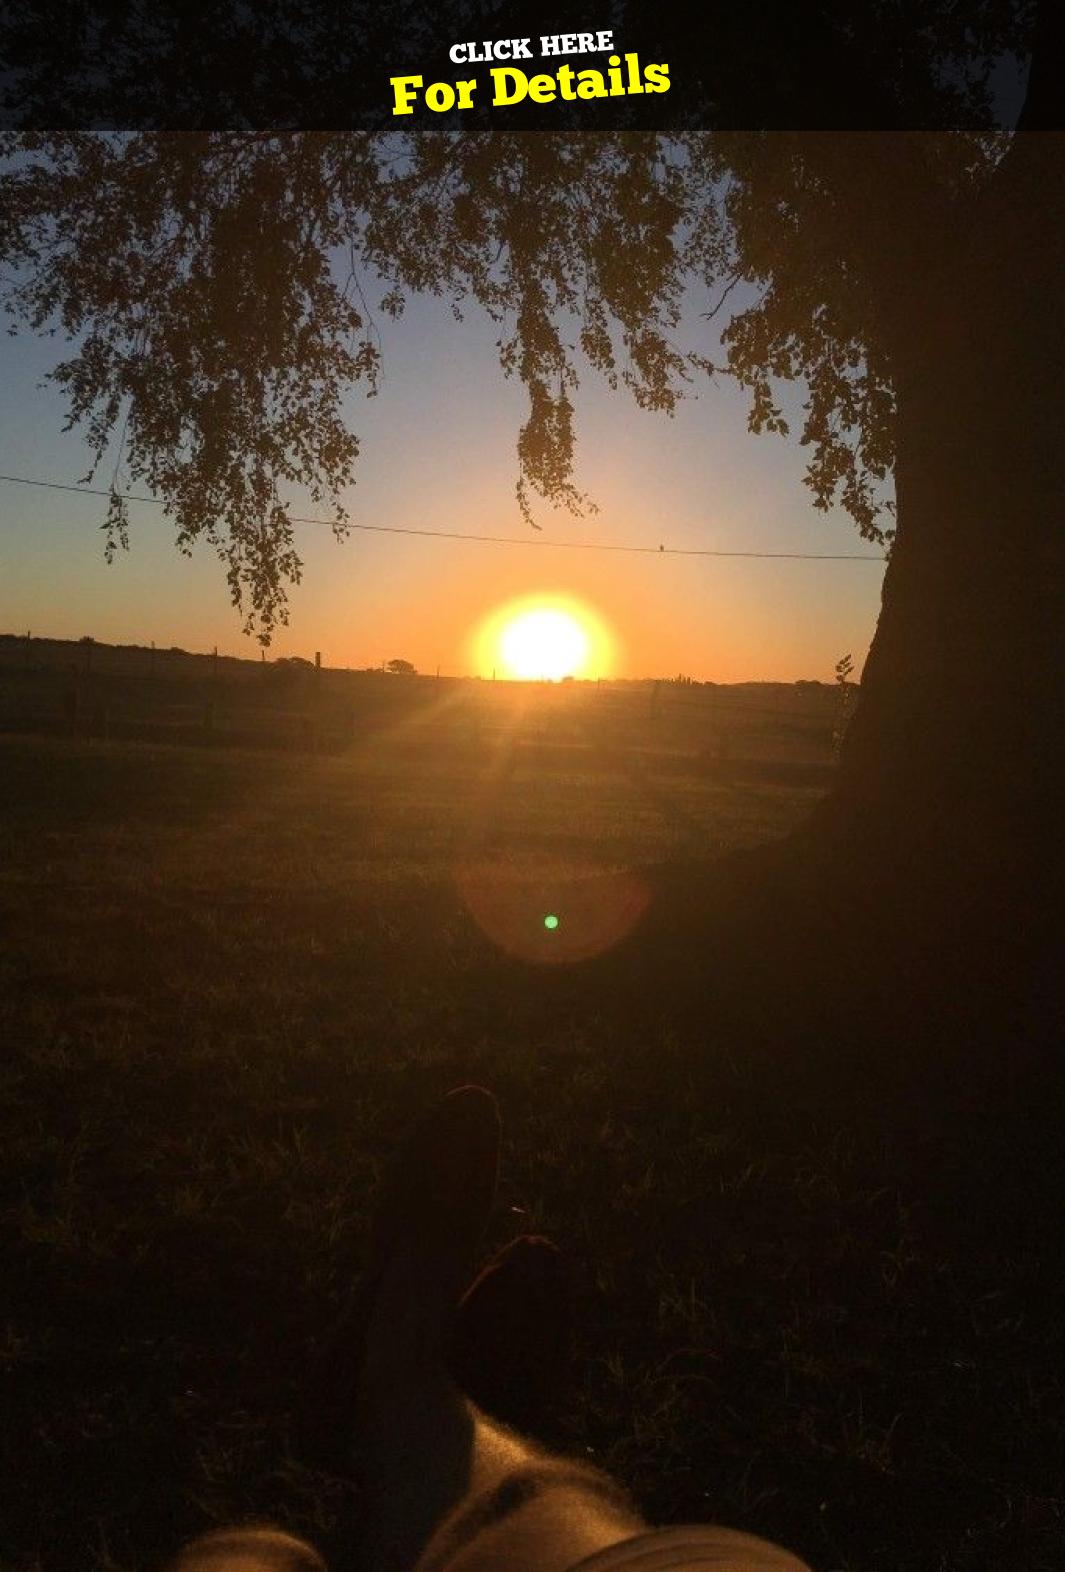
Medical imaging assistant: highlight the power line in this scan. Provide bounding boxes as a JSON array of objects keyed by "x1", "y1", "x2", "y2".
[{"x1": 0, "y1": 471, "x2": 887, "y2": 562}]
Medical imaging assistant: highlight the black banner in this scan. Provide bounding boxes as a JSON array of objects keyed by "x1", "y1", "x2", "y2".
[{"x1": 0, "y1": 0, "x2": 1046, "y2": 131}]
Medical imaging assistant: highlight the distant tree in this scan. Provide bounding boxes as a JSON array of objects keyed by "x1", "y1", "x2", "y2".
[{"x1": 386, "y1": 658, "x2": 416, "y2": 675}]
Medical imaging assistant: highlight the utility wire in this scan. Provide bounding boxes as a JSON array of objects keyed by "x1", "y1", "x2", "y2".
[{"x1": 0, "y1": 472, "x2": 887, "y2": 562}]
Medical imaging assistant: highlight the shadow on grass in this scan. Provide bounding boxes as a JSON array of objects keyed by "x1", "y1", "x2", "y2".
[{"x1": 0, "y1": 737, "x2": 1061, "y2": 1572}]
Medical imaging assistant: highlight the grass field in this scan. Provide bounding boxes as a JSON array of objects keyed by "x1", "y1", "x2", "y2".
[{"x1": 1, "y1": 654, "x2": 1061, "y2": 1571}]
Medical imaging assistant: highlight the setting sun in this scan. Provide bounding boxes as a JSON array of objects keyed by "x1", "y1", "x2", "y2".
[
  {"x1": 501, "y1": 607, "x2": 588, "y2": 680},
  {"x1": 473, "y1": 594, "x2": 613, "y2": 681}
]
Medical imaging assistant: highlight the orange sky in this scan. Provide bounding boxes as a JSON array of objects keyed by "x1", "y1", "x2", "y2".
[{"x1": 1, "y1": 284, "x2": 886, "y2": 682}]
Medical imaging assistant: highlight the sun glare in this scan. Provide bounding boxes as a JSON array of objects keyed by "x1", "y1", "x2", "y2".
[
  {"x1": 501, "y1": 607, "x2": 587, "y2": 680},
  {"x1": 474, "y1": 595, "x2": 612, "y2": 681}
]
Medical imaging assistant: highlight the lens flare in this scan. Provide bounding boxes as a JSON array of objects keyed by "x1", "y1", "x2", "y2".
[{"x1": 456, "y1": 857, "x2": 648, "y2": 965}]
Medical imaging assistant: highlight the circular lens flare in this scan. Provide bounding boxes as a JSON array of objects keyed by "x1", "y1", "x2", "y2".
[{"x1": 456, "y1": 857, "x2": 648, "y2": 966}]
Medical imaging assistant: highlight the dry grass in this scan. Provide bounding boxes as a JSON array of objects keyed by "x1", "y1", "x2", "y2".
[{"x1": 0, "y1": 715, "x2": 1061, "y2": 1571}]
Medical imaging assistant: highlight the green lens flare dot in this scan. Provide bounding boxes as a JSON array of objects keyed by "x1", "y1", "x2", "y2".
[{"x1": 544, "y1": 914, "x2": 560, "y2": 930}]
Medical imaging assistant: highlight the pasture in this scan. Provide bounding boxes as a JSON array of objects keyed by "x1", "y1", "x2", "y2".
[{"x1": 0, "y1": 643, "x2": 1060, "y2": 1571}]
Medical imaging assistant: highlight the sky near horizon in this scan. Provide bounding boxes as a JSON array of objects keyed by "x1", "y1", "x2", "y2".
[{"x1": 0, "y1": 268, "x2": 887, "y2": 683}]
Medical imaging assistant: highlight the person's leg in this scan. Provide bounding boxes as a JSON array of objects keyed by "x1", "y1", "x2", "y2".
[
  {"x1": 166, "y1": 1525, "x2": 327, "y2": 1571},
  {"x1": 342, "y1": 1089, "x2": 646, "y2": 1572},
  {"x1": 170, "y1": 1088, "x2": 641, "y2": 1572},
  {"x1": 167, "y1": 1088, "x2": 810, "y2": 1572},
  {"x1": 451, "y1": 1234, "x2": 575, "y2": 1438}
]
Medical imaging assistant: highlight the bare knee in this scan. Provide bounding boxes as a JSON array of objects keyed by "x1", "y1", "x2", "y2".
[
  {"x1": 415, "y1": 1450, "x2": 645, "y2": 1572},
  {"x1": 165, "y1": 1525, "x2": 327, "y2": 1572}
]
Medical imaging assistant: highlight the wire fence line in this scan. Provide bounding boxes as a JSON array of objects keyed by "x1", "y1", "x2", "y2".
[
  {"x1": 0, "y1": 471, "x2": 887, "y2": 563},
  {"x1": 0, "y1": 640, "x2": 844, "y2": 783},
  {"x1": 2, "y1": 631, "x2": 851, "y2": 738}
]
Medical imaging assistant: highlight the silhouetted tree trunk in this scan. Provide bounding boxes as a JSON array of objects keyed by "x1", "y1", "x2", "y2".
[{"x1": 830, "y1": 127, "x2": 1063, "y2": 894}]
